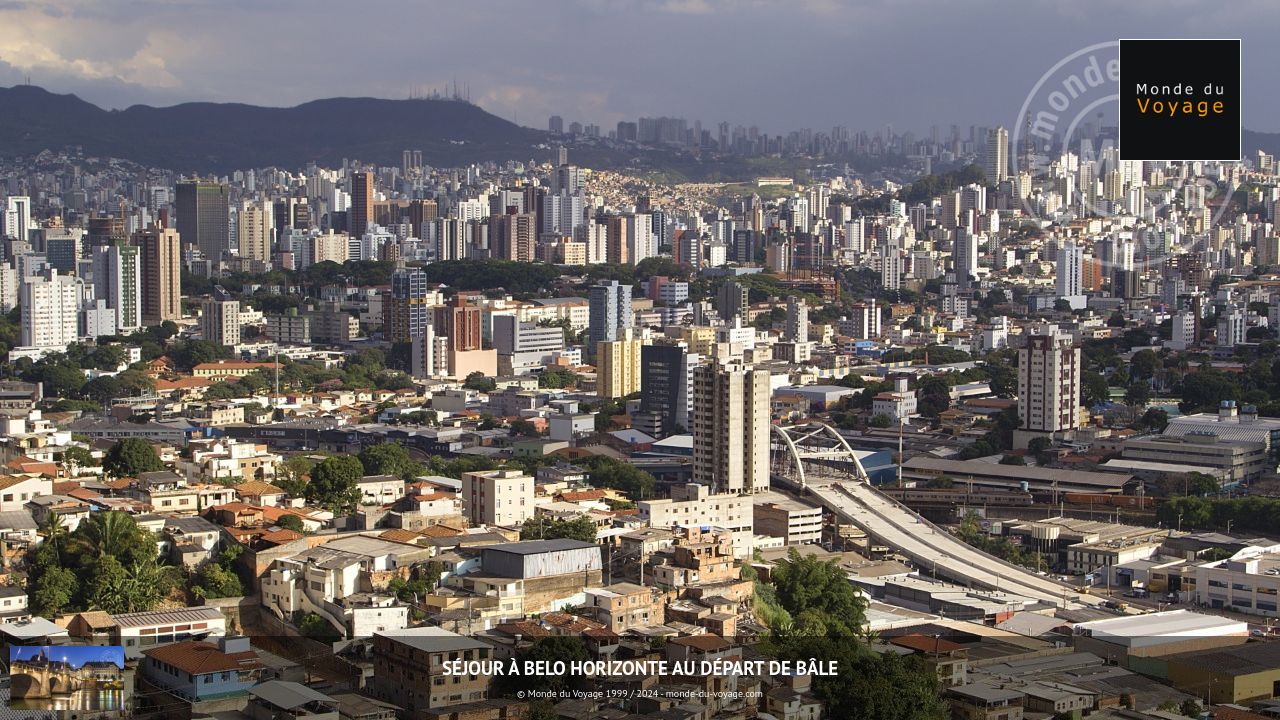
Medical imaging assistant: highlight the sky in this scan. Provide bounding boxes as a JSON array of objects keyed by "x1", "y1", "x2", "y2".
[
  {"x1": 0, "y1": 0, "x2": 1277, "y2": 135},
  {"x1": 11, "y1": 645, "x2": 125, "y2": 668}
]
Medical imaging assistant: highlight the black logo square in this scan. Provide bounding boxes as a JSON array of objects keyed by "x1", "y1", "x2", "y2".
[{"x1": 1119, "y1": 39, "x2": 1241, "y2": 161}]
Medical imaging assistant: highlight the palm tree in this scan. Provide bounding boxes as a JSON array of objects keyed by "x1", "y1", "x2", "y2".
[
  {"x1": 40, "y1": 513, "x2": 69, "y2": 563},
  {"x1": 72, "y1": 511, "x2": 144, "y2": 561},
  {"x1": 121, "y1": 557, "x2": 182, "y2": 612}
]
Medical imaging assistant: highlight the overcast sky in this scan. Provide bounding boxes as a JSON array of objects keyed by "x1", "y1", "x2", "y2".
[{"x1": 1, "y1": 0, "x2": 1276, "y2": 134}]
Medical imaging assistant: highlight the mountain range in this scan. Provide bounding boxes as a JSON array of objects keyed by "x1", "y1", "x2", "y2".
[
  {"x1": 1, "y1": 85, "x2": 1277, "y2": 176},
  {"x1": 0, "y1": 85, "x2": 553, "y2": 172}
]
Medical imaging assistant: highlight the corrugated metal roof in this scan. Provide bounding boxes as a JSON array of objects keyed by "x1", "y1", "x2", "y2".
[{"x1": 111, "y1": 606, "x2": 225, "y2": 629}]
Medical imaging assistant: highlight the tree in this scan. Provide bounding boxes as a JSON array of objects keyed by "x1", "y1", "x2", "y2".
[
  {"x1": 62, "y1": 446, "x2": 96, "y2": 475},
  {"x1": 1139, "y1": 407, "x2": 1169, "y2": 432},
  {"x1": 538, "y1": 366, "x2": 579, "y2": 389},
  {"x1": 869, "y1": 414, "x2": 892, "y2": 428},
  {"x1": 520, "y1": 515, "x2": 598, "y2": 543},
  {"x1": 307, "y1": 455, "x2": 364, "y2": 513},
  {"x1": 359, "y1": 443, "x2": 414, "y2": 478},
  {"x1": 999, "y1": 454, "x2": 1026, "y2": 466},
  {"x1": 1027, "y1": 436, "x2": 1054, "y2": 465},
  {"x1": 102, "y1": 438, "x2": 165, "y2": 478},
  {"x1": 277, "y1": 514, "x2": 306, "y2": 533},
  {"x1": 297, "y1": 612, "x2": 340, "y2": 643},
  {"x1": 463, "y1": 371, "x2": 497, "y2": 392},
  {"x1": 193, "y1": 559, "x2": 245, "y2": 599},
  {"x1": 72, "y1": 511, "x2": 156, "y2": 565},
  {"x1": 30, "y1": 564, "x2": 77, "y2": 617},
  {"x1": 80, "y1": 375, "x2": 122, "y2": 404},
  {"x1": 915, "y1": 374, "x2": 952, "y2": 418},
  {"x1": 1124, "y1": 382, "x2": 1151, "y2": 407},
  {"x1": 1081, "y1": 371, "x2": 1110, "y2": 408},
  {"x1": 275, "y1": 456, "x2": 316, "y2": 497},
  {"x1": 772, "y1": 548, "x2": 868, "y2": 637},
  {"x1": 1053, "y1": 298, "x2": 1073, "y2": 312},
  {"x1": 510, "y1": 419, "x2": 541, "y2": 437}
]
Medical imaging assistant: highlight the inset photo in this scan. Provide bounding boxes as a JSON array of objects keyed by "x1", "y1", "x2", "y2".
[{"x1": 7, "y1": 645, "x2": 127, "y2": 717}]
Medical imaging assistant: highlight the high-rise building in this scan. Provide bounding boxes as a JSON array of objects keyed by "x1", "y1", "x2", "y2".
[
  {"x1": 605, "y1": 216, "x2": 629, "y2": 266},
  {"x1": 43, "y1": 230, "x2": 83, "y2": 274},
  {"x1": 984, "y1": 126, "x2": 1009, "y2": 184},
  {"x1": 1017, "y1": 327, "x2": 1081, "y2": 441},
  {"x1": 92, "y1": 244, "x2": 142, "y2": 332},
  {"x1": 4, "y1": 196, "x2": 32, "y2": 242},
  {"x1": 200, "y1": 286, "x2": 241, "y2": 347},
  {"x1": 1171, "y1": 310, "x2": 1198, "y2": 351},
  {"x1": 627, "y1": 213, "x2": 655, "y2": 265},
  {"x1": 588, "y1": 281, "x2": 632, "y2": 347},
  {"x1": 635, "y1": 343, "x2": 700, "y2": 438},
  {"x1": 434, "y1": 296, "x2": 483, "y2": 352},
  {"x1": 954, "y1": 227, "x2": 978, "y2": 287},
  {"x1": 490, "y1": 211, "x2": 537, "y2": 262},
  {"x1": 175, "y1": 181, "x2": 230, "y2": 262},
  {"x1": 783, "y1": 296, "x2": 809, "y2": 342},
  {"x1": 19, "y1": 270, "x2": 80, "y2": 348},
  {"x1": 462, "y1": 469, "x2": 533, "y2": 527},
  {"x1": 841, "y1": 300, "x2": 880, "y2": 340},
  {"x1": 693, "y1": 361, "x2": 770, "y2": 494},
  {"x1": 597, "y1": 328, "x2": 643, "y2": 399},
  {"x1": 350, "y1": 172, "x2": 374, "y2": 238},
  {"x1": 548, "y1": 115, "x2": 564, "y2": 134},
  {"x1": 1056, "y1": 241, "x2": 1085, "y2": 300},
  {"x1": 1218, "y1": 308, "x2": 1247, "y2": 348},
  {"x1": 237, "y1": 200, "x2": 273, "y2": 264},
  {"x1": 386, "y1": 268, "x2": 433, "y2": 343},
  {"x1": 715, "y1": 281, "x2": 748, "y2": 323},
  {"x1": 134, "y1": 225, "x2": 182, "y2": 326}
]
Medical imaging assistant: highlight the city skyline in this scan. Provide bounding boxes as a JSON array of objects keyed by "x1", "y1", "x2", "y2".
[{"x1": 1, "y1": 1, "x2": 1278, "y2": 134}]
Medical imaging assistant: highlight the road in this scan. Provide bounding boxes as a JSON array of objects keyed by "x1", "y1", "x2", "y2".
[{"x1": 808, "y1": 480, "x2": 1105, "y2": 609}]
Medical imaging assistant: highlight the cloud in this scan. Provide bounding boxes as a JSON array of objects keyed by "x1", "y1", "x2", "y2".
[{"x1": 0, "y1": 0, "x2": 1277, "y2": 133}]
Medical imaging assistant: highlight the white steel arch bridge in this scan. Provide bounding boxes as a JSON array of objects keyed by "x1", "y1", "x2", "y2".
[{"x1": 769, "y1": 422, "x2": 1099, "y2": 609}]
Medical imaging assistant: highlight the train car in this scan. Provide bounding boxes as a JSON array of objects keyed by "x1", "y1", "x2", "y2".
[
  {"x1": 880, "y1": 487, "x2": 1035, "y2": 507},
  {"x1": 1062, "y1": 492, "x2": 1160, "y2": 509}
]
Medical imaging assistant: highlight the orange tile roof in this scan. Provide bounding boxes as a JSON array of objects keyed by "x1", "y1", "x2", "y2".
[
  {"x1": 260, "y1": 529, "x2": 304, "y2": 544},
  {"x1": 493, "y1": 621, "x2": 550, "y2": 638},
  {"x1": 557, "y1": 490, "x2": 606, "y2": 502},
  {"x1": 889, "y1": 634, "x2": 965, "y2": 654},
  {"x1": 67, "y1": 487, "x2": 103, "y2": 501},
  {"x1": 142, "y1": 640, "x2": 263, "y2": 674},
  {"x1": 236, "y1": 481, "x2": 285, "y2": 496},
  {"x1": 378, "y1": 529, "x2": 423, "y2": 544},
  {"x1": 155, "y1": 377, "x2": 215, "y2": 390},
  {"x1": 418, "y1": 524, "x2": 464, "y2": 538}
]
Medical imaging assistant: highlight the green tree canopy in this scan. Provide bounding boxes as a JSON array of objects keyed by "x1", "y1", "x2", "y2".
[
  {"x1": 102, "y1": 438, "x2": 165, "y2": 478},
  {"x1": 520, "y1": 515, "x2": 598, "y2": 543},
  {"x1": 307, "y1": 455, "x2": 364, "y2": 513},
  {"x1": 771, "y1": 548, "x2": 868, "y2": 637}
]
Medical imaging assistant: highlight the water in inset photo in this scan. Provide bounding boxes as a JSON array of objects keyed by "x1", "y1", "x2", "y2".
[{"x1": 8, "y1": 646, "x2": 126, "y2": 714}]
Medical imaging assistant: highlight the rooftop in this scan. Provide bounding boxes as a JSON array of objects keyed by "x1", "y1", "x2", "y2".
[
  {"x1": 375, "y1": 626, "x2": 490, "y2": 653},
  {"x1": 143, "y1": 639, "x2": 263, "y2": 674}
]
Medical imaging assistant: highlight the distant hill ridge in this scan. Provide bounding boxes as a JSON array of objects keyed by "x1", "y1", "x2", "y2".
[
  {"x1": 2, "y1": 85, "x2": 1276, "y2": 175},
  {"x1": 0, "y1": 85, "x2": 550, "y2": 172}
]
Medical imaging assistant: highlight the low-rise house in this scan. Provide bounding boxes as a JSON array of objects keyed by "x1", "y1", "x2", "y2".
[
  {"x1": 0, "y1": 476, "x2": 53, "y2": 512},
  {"x1": 0, "y1": 585, "x2": 30, "y2": 621},
  {"x1": 109, "y1": 606, "x2": 228, "y2": 651},
  {"x1": 236, "y1": 480, "x2": 287, "y2": 507},
  {"x1": 357, "y1": 475, "x2": 406, "y2": 506},
  {"x1": 141, "y1": 636, "x2": 265, "y2": 702},
  {"x1": 247, "y1": 681, "x2": 340, "y2": 720}
]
